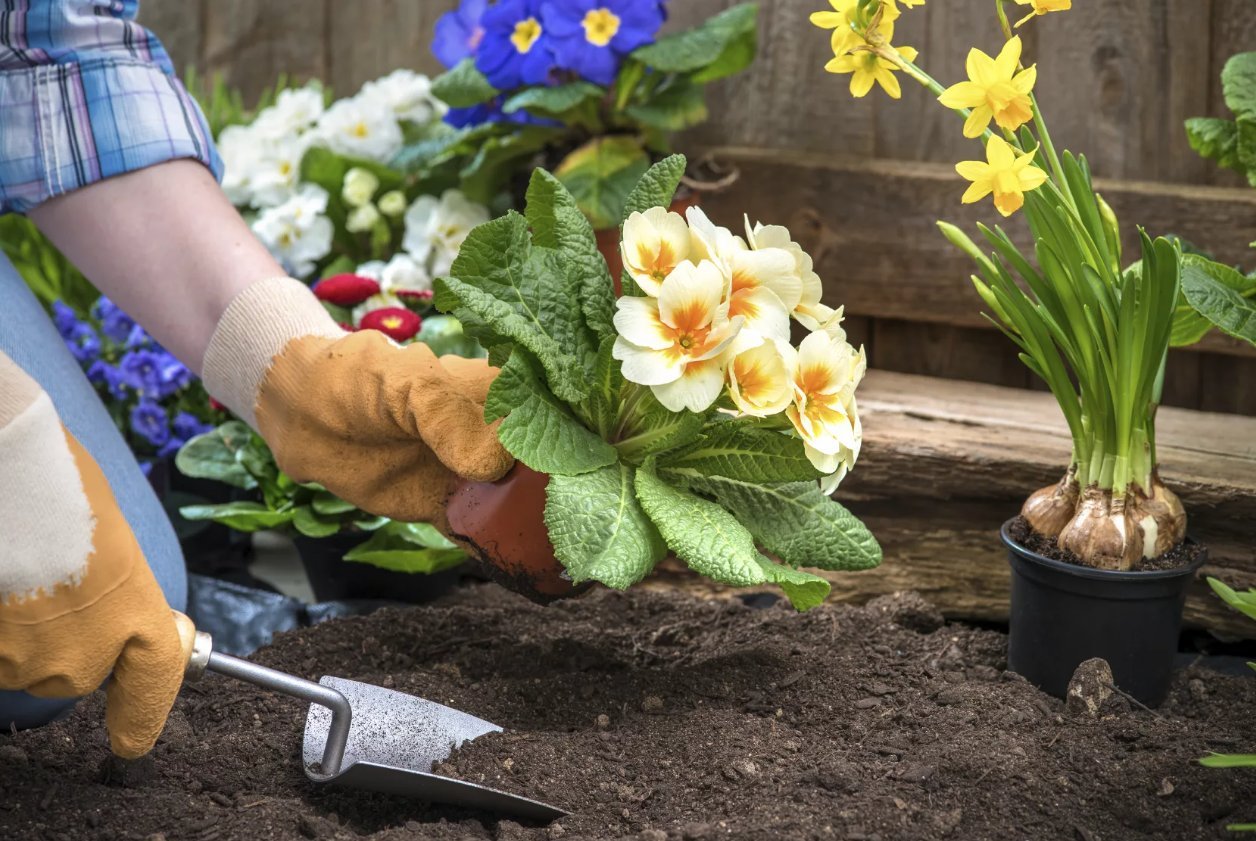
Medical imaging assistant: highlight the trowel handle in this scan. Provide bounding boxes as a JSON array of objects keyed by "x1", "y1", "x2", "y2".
[{"x1": 178, "y1": 613, "x2": 353, "y2": 776}]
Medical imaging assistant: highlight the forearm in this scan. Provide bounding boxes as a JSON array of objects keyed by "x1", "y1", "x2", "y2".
[{"x1": 28, "y1": 160, "x2": 285, "y2": 375}]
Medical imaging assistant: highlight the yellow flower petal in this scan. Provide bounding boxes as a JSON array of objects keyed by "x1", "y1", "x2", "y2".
[
  {"x1": 938, "y1": 80, "x2": 986, "y2": 109},
  {"x1": 961, "y1": 181, "x2": 994, "y2": 204},
  {"x1": 985, "y1": 136, "x2": 1016, "y2": 169},
  {"x1": 955, "y1": 160, "x2": 992, "y2": 181},
  {"x1": 897, "y1": 45, "x2": 919, "y2": 63},
  {"x1": 962, "y1": 105, "x2": 992, "y2": 138},
  {"x1": 875, "y1": 65, "x2": 903, "y2": 99},
  {"x1": 850, "y1": 68, "x2": 877, "y2": 97},
  {"x1": 993, "y1": 190, "x2": 1025, "y2": 217},
  {"x1": 1018, "y1": 164, "x2": 1048, "y2": 191},
  {"x1": 966, "y1": 47, "x2": 997, "y2": 87},
  {"x1": 810, "y1": 10, "x2": 844, "y2": 27},
  {"x1": 1012, "y1": 64, "x2": 1038, "y2": 94},
  {"x1": 995, "y1": 36, "x2": 1023, "y2": 79}
]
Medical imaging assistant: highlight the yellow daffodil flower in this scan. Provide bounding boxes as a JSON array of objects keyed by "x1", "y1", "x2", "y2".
[
  {"x1": 621, "y1": 207, "x2": 691, "y2": 296},
  {"x1": 956, "y1": 136, "x2": 1048, "y2": 217},
  {"x1": 1012, "y1": 0, "x2": 1071, "y2": 27},
  {"x1": 810, "y1": 0, "x2": 901, "y2": 59},
  {"x1": 786, "y1": 331, "x2": 865, "y2": 488},
  {"x1": 826, "y1": 42, "x2": 918, "y2": 99},
  {"x1": 728, "y1": 338, "x2": 796, "y2": 418},
  {"x1": 885, "y1": 0, "x2": 926, "y2": 12},
  {"x1": 612, "y1": 260, "x2": 747, "y2": 412},
  {"x1": 938, "y1": 36, "x2": 1037, "y2": 138}
]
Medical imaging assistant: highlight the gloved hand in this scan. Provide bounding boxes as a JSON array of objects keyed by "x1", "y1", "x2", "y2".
[
  {"x1": 0, "y1": 356, "x2": 194, "y2": 757},
  {"x1": 201, "y1": 277, "x2": 513, "y2": 530}
]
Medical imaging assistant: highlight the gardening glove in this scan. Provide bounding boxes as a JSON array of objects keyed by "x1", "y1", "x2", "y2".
[
  {"x1": 201, "y1": 277, "x2": 513, "y2": 530},
  {"x1": 0, "y1": 352, "x2": 195, "y2": 758}
]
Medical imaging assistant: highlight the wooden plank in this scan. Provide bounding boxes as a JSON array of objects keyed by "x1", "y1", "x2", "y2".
[
  {"x1": 202, "y1": 0, "x2": 329, "y2": 103},
  {"x1": 652, "y1": 371, "x2": 1256, "y2": 639},
  {"x1": 138, "y1": 0, "x2": 206, "y2": 77},
  {"x1": 871, "y1": 320, "x2": 1030, "y2": 390},
  {"x1": 326, "y1": 0, "x2": 458, "y2": 95},
  {"x1": 698, "y1": 149, "x2": 1256, "y2": 360}
]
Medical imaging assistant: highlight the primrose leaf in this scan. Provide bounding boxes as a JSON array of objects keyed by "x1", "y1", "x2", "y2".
[
  {"x1": 485, "y1": 349, "x2": 546, "y2": 423},
  {"x1": 755, "y1": 556, "x2": 830, "y2": 612},
  {"x1": 504, "y1": 81, "x2": 603, "y2": 116},
  {"x1": 632, "y1": 4, "x2": 759, "y2": 76},
  {"x1": 497, "y1": 393, "x2": 619, "y2": 475},
  {"x1": 292, "y1": 505, "x2": 342, "y2": 538},
  {"x1": 579, "y1": 337, "x2": 626, "y2": 439},
  {"x1": 692, "y1": 476, "x2": 882, "y2": 572},
  {"x1": 555, "y1": 136, "x2": 651, "y2": 229},
  {"x1": 1222, "y1": 52, "x2": 1256, "y2": 120},
  {"x1": 614, "y1": 388, "x2": 705, "y2": 463},
  {"x1": 178, "y1": 501, "x2": 295, "y2": 532},
  {"x1": 544, "y1": 464, "x2": 666, "y2": 589},
  {"x1": 662, "y1": 422, "x2": 822, "y2": 483},
  {"x1": 432, "y1": 58, "x2": 498, "y2": 108},
  {"x1": 458, "y1": 127, "x2": 557, "y2": 205},
  {"x1": 1180, "y1": 254, "x2": 1256, "y2": 347},
  {"x1": 343, "y1": 523, "x2": 465, "y2": 574},
  {"x1": 625, "y1": 82, "x2": 709, "y2": 131},
  {"x1": 1185, "y1": 118, "x2": 1241, "y2": 171},
  {"x1": 525, "y1": 169, "x2": 616, "y2": 337},
  {"x1": 175, "y1": 421, "x2": 257, "y2": 490},
  {"x1": 310, "y1": 492, "x2": 357, "y2": 516},
  {"x1": 623, "y1": 154, "x2": 687, "y2": 220}
]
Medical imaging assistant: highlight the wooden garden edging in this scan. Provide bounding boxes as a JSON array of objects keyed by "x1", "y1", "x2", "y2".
[{"x1": 648, "y1": 370, "x2": 1256, "y2": 640}]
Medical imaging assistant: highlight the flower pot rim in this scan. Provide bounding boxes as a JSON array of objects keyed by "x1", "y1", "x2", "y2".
[{"x1": 1000, "y1": 517, "x2": 1206, "y2": 583}]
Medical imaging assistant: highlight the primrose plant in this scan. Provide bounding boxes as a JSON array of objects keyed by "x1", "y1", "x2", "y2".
[{"x1": 435, "y1": 155, "x2": 881, "y2": 610}]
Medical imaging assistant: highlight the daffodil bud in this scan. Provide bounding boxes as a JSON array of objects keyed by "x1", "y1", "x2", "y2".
[
  {"x1": 341, "y1": 167, "x2": 380, "y2": 208},
  {"x1": 378, "y1": 190, "x2": 408, "y2": 218},
  {"x1": 346, "y1": 202, "x2": 381, "y2": 233},
  {"x1": 1095, "y1": 193, "x2": 1122, "y2": 270}
]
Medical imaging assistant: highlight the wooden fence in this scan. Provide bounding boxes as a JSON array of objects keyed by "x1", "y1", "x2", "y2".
[{"x1": 140, "y1": 0, "x2": 1256, "y2": 414}]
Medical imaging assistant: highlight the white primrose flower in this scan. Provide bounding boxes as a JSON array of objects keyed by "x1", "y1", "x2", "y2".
[
  {"x1": 377, "y1": 189, "x2": 408, "y2": 217},
  {"x1": 612, "y1": 260, "x2": 747, "y2": 413},
  {"x1": 251, "y1": 185, "x2": 334, "y2": 278},
  {"x1": 353, "y1": 260, "x2": 387, "y2": 281},
  {"x1": 379, "y1": 253, "x2": 432, "y2": 297},
  {"x1": 314, "y1": 95, "x2": 403, "y2": 163},
  {"x1": 346, "y1": 203, "x2": 381, "y2": 233},
  {"x1": 746, "y1": 218, "x2": 844, "y2": 335},
  {"x1": 358, "y1": 68, "x2": 446, "y2": 125},
  {"x1": 403, "y1": 189, "x2": 490, "y2": 277},
  {"x1": 217, "y1": 124, "x2": 264, "y2": 206},
  {"x1": 248, "y1": 133, "x2": 312, "y2": 208},
  {"x1": 727, "y1": 337, "x2": 796, "y2": 418},
  {"x1": 620, "y1": 207, "x2": 691, "y2": 296},
  {"x1": 786, "y1": 331, "x2": 866, "y2": 490},
  {"x1": 252, "y1": 84, "x2": 325, "y2": 140},
  {"x1": 341, "y1": 167, "x2": 380, "y2": 208}
]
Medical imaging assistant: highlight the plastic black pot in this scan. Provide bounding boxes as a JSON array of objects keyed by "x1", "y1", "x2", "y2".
[
  {"x1": 294, "y1": 532, "x2": 463, "y2": 604},
  {"x1": 1003, "y1": 518, "x2": 1205, "y2": 707}
]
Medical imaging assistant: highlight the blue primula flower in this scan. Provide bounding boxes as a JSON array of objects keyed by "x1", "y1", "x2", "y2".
[
  {"x1": 119, "y1": 349, "x2": 165, "y2": 398},
  {"x1": 130, "y1": 400, "x2": 171, "y2": 447},
  {"x1": 86, "y1": 360, "x2": 130, "y2": 401},
  {"x1": 173, "y1": 411, "x2": 213, "y2": 441},
  {"x1": 433, "y1": 0, "x2": 489, "y2": 68},
  {"x1": 91, "y1": 296, "x2": 138, "y2": 344},
  {"x1": 477, "y1": 0, "x2": 554, "y2": 90},
  {"x1": 155, "y1": 351, "x2": 193, "y2": 398},
  {"x1": 52, "y1": 301, "x2": 80, "y2": 339},
  {"x1": 445, "y1": 97, "x2": 557, "y2": 128},
  {"x1": 543, "y1": 0, "x2": 665, "y2": 85},
  {"x1": 123, "y1": 322, "x2": 150, "y2": 349},
  {"x1": 65, "y1": 322, "x2": 101, "y2": 365},
  {"x1": 157, "y1": 436, "x2": 186, "y2": 459}
]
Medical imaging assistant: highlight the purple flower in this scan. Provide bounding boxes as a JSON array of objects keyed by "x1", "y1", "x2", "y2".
[
  {"x1": 65, "y1": 322, "x2": 101, "y2": 365},
  {"x1": 172, "y1": 411, "x2": 213, "y2": 441},
  {"x1": 476, "y1": 0, "x2": 555, "y2": 90},
  {"x1": 542, "y1": 0, "x2": 665, "y2": 85},
  {"x1": 444, "y1": 97, "x2": 556, "y2": 128},
  {"x1": 138, "y1": 459, "x2": 154, "y2": 477},
  {"x1": 86, "y1": 360, "x2": 130, "y2": 401},
  {"x1": 157, "y1": 436, "x2": 186, "y2": 458},
  {"x1": 155, "y1": 351, "x2": 193, "y2": 398},
  {"x1": 433, "y1": 0, "x2": 489, "y2": 68},
  {"x1": 129, "y1": 400, "x2": 170, "y2": 447},
  {"x1": 123, "y1": 323, "x2": 150, "y2": 349},
  {"x1": 91, "y1": 296, "x2": 138, "y2": 344},
  {"x1": 119, "y1": 349, "x2": 165, "y2": 398},
  {"x1": 52, "y1": 301, "x2": 80, "y2": 339}
]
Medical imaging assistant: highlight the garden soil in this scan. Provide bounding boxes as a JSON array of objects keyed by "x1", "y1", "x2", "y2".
[{"x1": 3, "y1": 586, "x2": 1254, "y2": 840}]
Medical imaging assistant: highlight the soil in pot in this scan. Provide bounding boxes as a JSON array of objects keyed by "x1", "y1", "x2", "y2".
[{"x1": 3, "y1": 587, "x2": 1255, "y2": 840}]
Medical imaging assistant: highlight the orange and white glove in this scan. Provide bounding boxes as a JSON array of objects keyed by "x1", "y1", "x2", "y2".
[
  {"x1": 0, "y1": 352, "x2": 194, "y2": 758},
  {"x1": 201, "y1": 277, "x2": 513, "y2": 528}
]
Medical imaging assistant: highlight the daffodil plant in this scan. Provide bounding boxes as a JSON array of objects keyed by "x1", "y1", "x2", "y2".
[
  {"x1": 434, "y1": 155, "x2": 881, "y2": 608},
  {"x1": 813, "y1": 0, "x2": 1194, "y2": 571}
]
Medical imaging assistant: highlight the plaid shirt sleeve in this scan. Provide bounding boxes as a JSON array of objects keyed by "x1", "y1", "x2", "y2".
[{"x1": 0, "y1": 0, "x2": 222, "y2": 215}]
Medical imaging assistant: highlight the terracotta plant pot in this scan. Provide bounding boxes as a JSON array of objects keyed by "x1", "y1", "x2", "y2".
[
  {"x1": 597, "y1": 194, "x2": 699, "y2": 295},
  {"x1": 446, "y1": 463, "x2": 586, "y2": 604}
]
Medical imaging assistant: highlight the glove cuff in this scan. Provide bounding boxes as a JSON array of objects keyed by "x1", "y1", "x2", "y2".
[{"x1": 201, "y1": 277, "x2": 344, "y2": 428}]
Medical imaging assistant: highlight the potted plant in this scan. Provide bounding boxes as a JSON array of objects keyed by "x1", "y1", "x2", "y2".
[
  {"x1": 434, "y1": 154, "x2": 881, "y2": 608},
  {"x1": 808, "y1": 0, "x2": 1239, "y2": 703},
  {"x1": 409, "y1": 1, "x2": 759, "y2": 280}
]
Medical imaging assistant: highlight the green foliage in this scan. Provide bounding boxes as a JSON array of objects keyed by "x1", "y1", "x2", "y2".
[
  {"x1": 622, "y1": 154, "x2": 687, "y2": 220},
  {"x1": 554, "y1": 136, "x2": 652, "y2": 229},
  {"x1": 1201, "y1": 577, "x2": 1256, "y2": 830},
  {"x1": 1186, "y1": 52, "x2": 1256, "y2": 186},
  {"x1": 431, "y1": 59, "x2": 498, "y2": 108},
  {"x1": 1180, "y1": 255, "x2": 1256, "y2": 347},
  {"x1": 439, "y1": 161, "x2": 878, "y2": 608},
  {"x1": 343, "y1": 522, "x2": 465, "y2": 574},
  {"x1": 632, "y1": 4, "x2": 759, "y2": 80}
]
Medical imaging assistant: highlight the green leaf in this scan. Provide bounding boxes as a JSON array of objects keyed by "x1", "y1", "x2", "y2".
[
  {"x1": 1222, "y1": 52, "x2": 1256, "y2": 119},
  {"x1": 292, "y1": 505, "x2": 343, "y2": 538},
  {"x1": 622, "y1": 154, "x2": 687, "y2": 221},
  {"x1": 1208, "y1": 577, "x2": 1256, "y2": 623},
  {"x1": 614, "y1": 388, "x2": 705, "y2": 463},
  {"x1": 1185, "y1": 117, "x2": 1240, "y2": 171},
  {"x1": 485, "y1": 349, "x2": 546, "y2": 423},
  {"x1": 754, "y1": 556, "x2": 831, "y2": 612},
  {"x1": 626, "y1": 82, "x2": 709, "y2": 131},
  {"x1": 416, "y1": 314, "x2": 484, "y2": 359},
  {"x1": 579, "y1": 337, "x2": 626, "y2": 439},
  {"x1": 431, "y1": 58, "x2": 498, "y2": 108},
  {"x1": 1200, "y1": 753, "x2": 1256, "y2": 769},
  {"x1": 692, "y1": 477, "x2": 882, "y2": 571},
  {"x1": 388, "y1": 521, "x2": 458, "y2": 549},
  {"x1": 343, "y1": 525, "x2": 465, "y2": 574},
  {"x1": 458, "y1": 127, "x2": 557, "y2": 204},
  {"x1": 504, "y1": 82, "x2": 603, "y2": 117},
  {"x1": 1181, "y1": 255, "x2": 1256, "y2": 347},
  {"x1": 544, "y1": 464, "x2": 666, "y2": 589},
  {"x1": 497, "y1": 393, "x2": 619, "y2": 475},
  {"x1": 310, "y1": 492, "x2": 357, "y2": 517},
  {"x1": 633, "y1": 4, "x2": 759, "y2": 75},
  {"x1": 178, "y1": 501, "x2": 295, "y2": 532},
  {"x1": 175, "y1": 422, "x2": 257, "y2": 489},
  {"x1": 662, "y1": 421, "x2": 822, "y2": 483},
  {"x1": 555, "y1": 136, "x2": 652, "y2": 229},
  {"x1": 299, "y1": 146, "x2": 348, "y2": 196}
]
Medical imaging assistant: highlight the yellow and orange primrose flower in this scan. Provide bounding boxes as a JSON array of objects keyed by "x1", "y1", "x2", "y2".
[
  {"x1": 786, "y1": 331, "x2": 866, "y2": 490},
  {"x1": 825, "y1": 39, "x2": 918, "y2": 100},
  {"x1": 938, "y1": 36, "x2": 1037, "y2": 138},
  {"x1": 956, "y1": 136, "x2": 1048, "y2": 217},
  {"x1": 744, "y1": 219, "x2": 845, "y2": 336},
  {"x1": 621, "y1": 207, "x2": 691, "y2": 296},
  {"x1": 1012, "y1": 0, "x2": 1071, "y2": 28},
  {"x1": 612, "y1": 260, "x2": 748, "y2": 413},
  {"x1": 727, "y1": 338, "x2": 796, "y2": 418}
]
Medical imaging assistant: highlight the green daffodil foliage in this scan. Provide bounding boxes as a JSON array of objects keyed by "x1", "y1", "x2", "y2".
[{"x1": 434, "y1": 156, "x2": 881, "y2": 610}]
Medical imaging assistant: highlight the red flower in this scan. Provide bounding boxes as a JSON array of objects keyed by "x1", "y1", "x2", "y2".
[
  {"x1": 395, "y1": 289, "x2": 435, "y2": 302},
  {"x1": 359, "y1": 307, "x2": 422, "y2": 342},
  {"x1": 312, "y1": 274, "x2": 381, "y2": 307},
  {"x1": 209, "y1": 398, "x2": 228, "y2": 413}
]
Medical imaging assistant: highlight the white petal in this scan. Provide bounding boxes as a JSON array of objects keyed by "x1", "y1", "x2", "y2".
[
  {"x1": 731, "y1": 248, "x2": 803, "y2": 311},
  {"x1": 731, "y1": 286, "x2": 792, "y2": 343},
  {"x1": 658, "y1": 261, "x2": 724, "y2": 330},
  {"x1": 652, "y1": 359, "x2": 727, "y2": 412},
  {"x1": 613, "y1": 296, "x2": 672, "y2": 350},
  {"x1": 613, "y1": 338, "x2": 684, "y2": 385}
]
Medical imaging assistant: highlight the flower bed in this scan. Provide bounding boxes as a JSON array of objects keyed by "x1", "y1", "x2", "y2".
[{"x1": 3, "y1": 588, "x2": 1255, "y2": 840}]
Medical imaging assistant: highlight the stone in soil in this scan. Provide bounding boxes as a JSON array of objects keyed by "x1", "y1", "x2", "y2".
[{"x1": 1, "y1": 585, "x2": 1254, "y2": 840}]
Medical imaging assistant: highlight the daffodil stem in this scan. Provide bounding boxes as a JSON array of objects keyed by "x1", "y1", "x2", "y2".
[{"x1": 1029, "y1": 92, "x2": 1068, "y2": 197}]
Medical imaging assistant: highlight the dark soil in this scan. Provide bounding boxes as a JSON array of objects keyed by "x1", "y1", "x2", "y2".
[
  {"x1": 3, "y1": 586, "x2": 1255, "y2": 841},
  {"x1": 1008, "y1": 515, "x2": 1206, "y2": 572}
]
